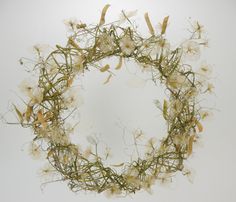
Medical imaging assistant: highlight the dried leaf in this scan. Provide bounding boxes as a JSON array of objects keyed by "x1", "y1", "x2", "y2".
[
  {"x1": 13, "y1": 104, "x2": 23, "y2": 123},
  {"x1": 103, "y1": 74, "x2": 112, "y2": 84},
  {"x1": 99, "y1": 4, "x2": 110, "y2": 26},
  {"x1": 187, "y1": 135, "x2": 195, "y2": 156},
  {"x1": 47, "y1": 149, "x2": 54, "y2": 158},
  {"x1": 161, "y1": 16, "x2": 169, "y2": 35},
  {"x1": 100, "y1": 64, "x2": 110, "y2": 72},
  {"x1": 67, "y1": 77, "x2": 74, "y2": 87},
  {"x1": 144, "y1": 12, "x2": 155, "y2": 35},
  {"x1": 196, "y1": 121, "x2": 203, "y2": 133},
  {"x1": 115, "y1": 57, "x2": 123, "y2": 70},
  {"x1": 111, "y1": 163, "x2": 124, "y2": 167},
  {"x1": 25, "y1": 105, "x2": 33, "y2": 122},
  {"x1": 163, "y1": 99, "x2": 168, "y2": 120},
  {"x1": 36, "y1": 109, "x2": 47, "y2": 128}
]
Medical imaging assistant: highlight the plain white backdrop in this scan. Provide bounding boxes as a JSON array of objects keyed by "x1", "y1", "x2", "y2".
[{"x1": 0, "y1": 0, "x2": 236, "y2": 202}]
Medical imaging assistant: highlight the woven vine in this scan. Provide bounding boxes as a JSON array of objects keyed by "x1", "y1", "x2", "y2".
[{"x1": 13, "y1": 5, "x2": 213, "y2": 196}]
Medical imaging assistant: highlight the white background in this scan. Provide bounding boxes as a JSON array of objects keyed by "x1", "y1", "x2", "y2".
[{"x1": 0, "y1": 0, "x2": 236, "y2": 202}]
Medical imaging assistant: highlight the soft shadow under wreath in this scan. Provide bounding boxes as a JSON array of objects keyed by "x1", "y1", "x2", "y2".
[{"x1": 12, "y1": 4, "x2": 213, "y2": 196}]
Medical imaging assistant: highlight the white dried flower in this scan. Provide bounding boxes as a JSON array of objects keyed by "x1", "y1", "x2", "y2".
[
  {"x1": 183, "y1": 166, "x2": 196, "y2": 183},
  {"x1": 38, "y1": 163, "x2": 56, "y2": 182},
  {"x1": 98, "y1": 33, "x2": 115, "y2": 53},
  {"x1": 32, "y1": 44, "x2": 50, "y2": 57},
  {"x1": 19, "y1": 79, "x2": 43, "y2": 104},
  {"x1": 48, "y1": 127, "x2": 70, "y2": 145},
  {"x1": 47, "y1": 59, "x2": 59, "y2": 76},
  {"x1": 105, "y1": 184, "x2": 122, "y2": 197},
  {"x1": 62, "y1": 88, "x2": 84, "y2": 108},
  {"x1": 31, "y1": 87, "x2": 44, "y2": 104},
  {"x1": 19, "y1": 79, "x2": 35, "y2": 97},
  {"x1": 118, "y1": 10, "x2": 137, "y2": 24},
  {"x1": 119, "y1": 35, "x2": 135, "y2": 55},
  {"x1": 73, "y1": 55, "x2": 84, "y2": 73},
  {"x1": 182, "y1": 40, "x2": 200, "y2": 60},
  {"x1": 29, "y1": 141, "x2": 42, "y2": 160},
  {"x1": 141, "y1": 40, "x2": 160, "y2": 59},
  {"x1": 157, "y1": 172, "x2": 172, "y2": 187},
  {"x1": 63, "y1": 18, "x2": 79, "y2": 32},
  {"x1": 141, "y1": 38, "x2": 170, "y2": 59},
  {"x1": 169, "y1": 99, "x2": 183, "y2": 119},
  {"x1": 197, "y1": 62, "x2": 212, "y2": 77},
  {"x1": 192, "y1": 21, "x2": 204, "y2": 37},
  {"x1": 167, "y1": 72, "x2": 187, "y2": 89},
  {"x1": 142, "y1": 176, "x2": 156, "y2": 194}
]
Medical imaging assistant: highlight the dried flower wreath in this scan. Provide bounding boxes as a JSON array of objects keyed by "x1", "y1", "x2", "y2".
[{"x1": 13, "y1": 5, "x2": 213, "y2": 196}]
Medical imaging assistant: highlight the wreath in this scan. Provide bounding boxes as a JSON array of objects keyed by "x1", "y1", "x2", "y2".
[{"x1": 13, "y1": 5, "x2": 213, "y2": 196}]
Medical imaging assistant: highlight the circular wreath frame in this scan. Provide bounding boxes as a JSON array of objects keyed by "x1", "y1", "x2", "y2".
[{"x1": 14, "y1": 5, "x2": 212, "y2": 195}]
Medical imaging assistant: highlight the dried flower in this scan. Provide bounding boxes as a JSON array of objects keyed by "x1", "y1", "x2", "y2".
[
  {"x1": 38, "y1": 163, "x2": 56, "y2": 181},
  {"x1": 97, "y1": 33, "x2": 115, "y2": 53},
  {"x1": 19, "y1": 79, "x2": 35, "y2": 97},
  {"x1": 31, "y1": 87, "x2": 44, "y2": 104},
  {"x1": 192, "y1": 21, "x2": 204, "y2": 38},
  {"x1": 118, "y1": 10, "x2": 137, "y2": 24},
  {"x1": 167, "y1": 72, "x2": 187, "y2": 89},
  {"x1": 64, "y1": 18, "x2": 79, "y2": 32},
  {"x1": 142, "y1": 176, "x2": 156, "y2": 194},
  {"x1": 183, "y1": 166, "x2": 196, "y2": 183},
  {"x1": 62, "y1": 88, "x2": 83, "y2": 108},
  {"x1": 197, "y1": 63, "x2": 212, "y2": 77},
  {"x1": 119, "y1": 35, "x2": 135, "y2": 55},
  {"x1": 29, "y1": 141, "x2": 42, "y2": 160},
  {"x1": 47, "y1": 59, "x2": 59, "y2": 76},
  {"x1": 105, "y1": 184, "x2": 122, "y2": 197},
  {"x1": 182, "y1": 40, "x2": 200, "y2": 60},
  {"x1": 205, "y1": 83, "x2": 214, "y2": 93},
  {"x1": 73, "y1": 54, "x2": 84, "y2": 73}
]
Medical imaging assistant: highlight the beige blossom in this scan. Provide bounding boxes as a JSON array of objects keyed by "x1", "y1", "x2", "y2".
[
  {"x1": 97, "y1": 33, "x2": 115, "y2": 53},
  {"x1": 182, "y1": 40, "x2": 200, "y2": 60},
  {"x1": 119, "y1": 35, "x2": 135, "y2": 55},
  {"x1": 166, "y1": 72, "x2": 187, "y2": 89},
  {"x1": 62, "y1": 88, "x2": 84, "y2": 108},
  {"x1": 73, "y1": 54, "x2": 85, "y2": 73},
  {"x1": 29, "y1": 141, "x2": 42, "y2": 160}
]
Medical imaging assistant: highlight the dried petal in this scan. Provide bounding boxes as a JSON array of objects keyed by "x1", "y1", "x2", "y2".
[
  {"x1": 163, "y1": 99, "x2": 168, "y2": 120},
  {"x1": 100, "y1": 64, "x2": 110, "y2": 72},
  {"x1": 115, "y1": 57, "x2": 123, "y2": 70},
  {"x1": 144, "y1": 13, "x2": 155, "y2": 35},
  {"x1": 99, "y1": 4, "x2": 110, "y2": 26},
  {"x1": 161, "y1": 16, "x2": 169, "y2": 35}
]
